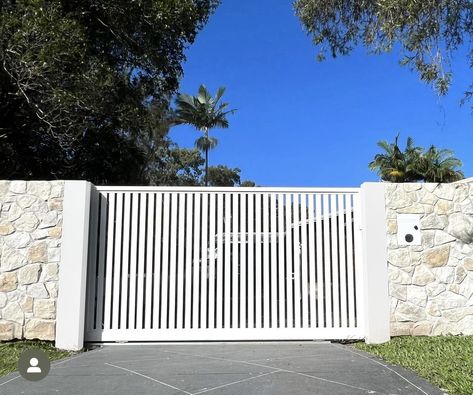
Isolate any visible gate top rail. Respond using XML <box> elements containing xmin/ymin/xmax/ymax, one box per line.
<box><xmin>95</xmin><ymin>186</ymin><xmax>360</xmax><ymax>194</ymax></box>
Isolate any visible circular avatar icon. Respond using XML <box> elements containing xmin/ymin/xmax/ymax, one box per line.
<box><xmin>18</xmin><ymin>349</ymin><xmax>50</xmax><ymax>381</ymax></box>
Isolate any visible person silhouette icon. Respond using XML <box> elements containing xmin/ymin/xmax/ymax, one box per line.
<box><xmin>26</xmin><ymin>358</ymin><xmax>42</xmax><ymax>374</ymax></box>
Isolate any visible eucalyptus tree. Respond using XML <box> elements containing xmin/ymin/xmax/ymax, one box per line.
<box><xmin>295</xmin><ymin>0</ymin><xmax>473</xmax><ymax>105</ymax></box>
<box><xmin>174</xmin><ymin>85</ymin><xmax>236</xmax><ymax>186</ymax></box>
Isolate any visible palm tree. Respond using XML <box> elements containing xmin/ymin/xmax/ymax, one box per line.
<box><xmin>368</xmin><ymin>134</ymin><xmax>423</xmax><ymax>182</ymax></box>
<box><xmin>416</xmin><ymin>146</ymin><xmax>464</xmax><ymax>182</ymax></box>
<box><xmin>174</xmin><ymin>85</ymin><xmax>235</xmax><ymax>186</ymax></box>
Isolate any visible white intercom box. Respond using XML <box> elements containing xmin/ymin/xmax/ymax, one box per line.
<box><xmin>396</xmin><ymin>214</ymin><xmax>421</xmax><ymax>246</ymax></box>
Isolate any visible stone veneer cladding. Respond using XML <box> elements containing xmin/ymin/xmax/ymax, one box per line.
<box><xmin>386</xmin><ymin>182</ymin><xmax>473</xmax><ymax>336</ymax></box>
<box><xmin>0</xmin><ymin>181</ymin><xmax>63</xmax><ymax>341</ymax></box>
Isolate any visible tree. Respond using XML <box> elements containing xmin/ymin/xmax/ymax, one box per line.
<box><xmin>174</xmin><ymin>85</ymin><xmax>236</xmax><ymax>186</ymax></box>
<box><xmin>369</xmin><ymin>135</ymin><xmax>423</xmax><ymax>182</ymax></box>
<box><xmin>369</xmin><ymin>135</ymin><xmax>465</xmax><ymax>182</ymax></box>
<box><xmin>294</xmin><ymin>1</ymin><xmax>473</xmax><ymax>100</ymax></box>
<box><xmin>416</xmin><ymin>146</ymin><xmax>464</xmax><ymax>182</ymax></box>
<box><xmin>0</xmin><ymin>0</ymin><xmax>220</xmax><ymax>184</ymax></box>
<box><xmin>207</xmin><ymin>165</ymin><xmax>241</xmax><ymax>186</ymax></box>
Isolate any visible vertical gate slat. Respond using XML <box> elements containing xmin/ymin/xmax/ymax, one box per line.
<box><xmin>168</xmin><ymin>193</ymin><xmax>178</xmax><ymax>329</ymax></box>
<box><xmin>353</xmin><ymin>193</ymin><xmax>364</xmax><ymax>329</ymax></box>
<box><xmin>322</xmin><ymin>194</ymin><xmax>332</xmax><ymax>328</ymax></box>
<box><xmin>262</xmin><ymin>194</ymin><xmax>270</xmax><ymax>328</ymax></box>
<box><xmin>284</xmin><ymin>194</ymin><xmax>293</xmax><ymax>328</ymax></box>
<box><xmin>292</xmin><ymin>194</ymin><xmax>301</xmax><ymax>329</ymax></box>
<box><xmin>270</xmin><ymin>194</ymin><xmax>278</xmax><ymax>329</ymax></box>
<box><xmin>277</xmin><ymin>193</ymin><xmax>285</xmax><ymax>328</ymax></box>
<box><xmin>176</xmin><ymin>193</ymin><xmax>186</xmax><ymax>329</ymax></box>
<box><xmin>300</xmin><ymin>194</ymin><xmax>309</xmax><ymax>328</ymax></box>
<box><xmin>119</xmin><ymin>193</ymin><xmax>131</xmax><ymax>330</ymax></box>
<box><xmin>239</xmin><ymin>194</ymin><xmax>247</xmax><ymax>328</ymax></box>
<box><xmin>315</xmin><ymin>194</ymin><xmax>324</xmax><ymax>327</ymax></box>
<box><xmin>128</xmin><ymin>193</ymin><xmax>139</xmax><ymax>329</ymax></box>
<box><xmin>307</xmin><ymin>194</ymin><xmax>317</xmax><ymax>328</ymax></box>
<box><xmin>330</xmin><ymin>194</ymin><xmax>340</xmax><ymax>328</ymax></box>
<box><xmin>338</xmin><ymin>194</ymin><xmax>348</xmax><ymax>329</ymax></box>
<box><xmin>224</xmin><ymin>193</ymin><xmax>231</xmax><ymax>328</ymax></box>
<box><xmin>112</xmin><ymin>194</ymin><xmax>124</xmax><ymax>330</ymax></box>
<box><xmin>232</xmin><ymin>193</ymin><xmax>239</xmax><ymax>328</ymax></box>
<box><xmin>345</xmin><ymin>194</ymin><xmax>355</xmax><ymax>328</ymax></box>
<box><xmin>192</xmin><ymin>193</ymin><xmax>201</xmax><ymax>329</ymax></box>
<box><xmin>136</xmin><ymin>193</ymin><xmax>147</xmax><ymax>329</ymax></box>
<box><xmin>144</xmin><ymin>194</ymin><xmax>154</xmax><ymax>329</ymax></box>
<box><xmin>216</xmin><ymin>193</ymin><xmax>224</xmax><ymax>328</ymax></box>
<box><xmin>247</xmin><ymin>193</ymin><xmax>255</xmax><ymax>329</ymax></box>
<box><xmin>160</xmin><ymin>193</ymin><xmax>171</xmax><ymax>329</ymax></box>
<box><xmin>184</xmin><ymin>193</ymin><xmax>194</xmax><ymax>329</ymax></box>
<box><xmin>254</xmin><ymin>193</ymin><xmax>262</xmax><ymax>329</ymax></box>
<box><xmin>200</xmin><ymin>193</ymin><xmax>209</xmax><ymax>329</ymax></box>
<box><xmin>208</xmin><ymin>194</ymin><xmax>216</xmax><ymax>329</ymax></box>
<box><xmin>152</xmin><ymin>193</ymin><xmax>163</xmax><ymax>329</ymax></box>
<box><xmin>103</xmin><ymin>193</ymin><xmax>115</xmax><ymax>330</ymax></box>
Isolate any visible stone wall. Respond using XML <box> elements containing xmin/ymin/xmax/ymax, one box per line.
<box><xmin>386</xmin><ymin>182</ymin><xmax>473</xmax><ymax>336</ymax></box>
<box><xmin>0</xmin><ymin>181</ymin><xmax>63</xmax><ymax>341</ymax></box>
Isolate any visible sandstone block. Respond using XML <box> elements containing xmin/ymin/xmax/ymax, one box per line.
<box><xmin>420</xmin><ymin>214</ymin><xmax>448</xmax><ymax>230</ymax></box>
<box><xmin>390</xmin><ymin>284</ymin><xmax>407</xmax><ymax>301</ymax></box>
<box><xmin>412</xmin><ymin>266</ymin><xmax>435</xmax><ymax>286</ymax></box>
<box><xmin>0</xmin><ymin>221</ymin><xmax>14</xmax><ymax>236</ymax></box>
<box><xmin>45</xmin><ymin>282</ymin><xmax>58</xmax><ymax>298</ymax></box>
<box><xmin>27</xmin><ymin>242</ymin><xmax>48</xmax><ymax>263</ymax></box>
<box><xmin>447</xmin><ymin>213</ymin><xmax>473</xmax><ymax>244</ymax></box>
<box><xmin>34</xmin><ymin>299</ymin><xmax>56</xmax><ymax>319</ymax></box>
<box><xmin>432</xmin><ymin>319</ymin><xmax>460</xmax><ymax>336</ymax></box>
<box><xmin>388</xmin><ymin>248</ymin><xmax>411</xmax><ymax>268</ymax></box>
<box><xmin>48</xmin><ymin>247</ymin><xmax>61</xmax><ymax>263</ymax></box>
<box><xmin>0</xmin><ymin>271</ymin><xmax>17</xmax><ymax>292</ymax></box>
<box><xmin>38</xmin><ymin>211</ymin><xmax>59</xmax><ymax>229</ymax></box>
<box><xmin>455</xmin><ymin>266</ymin><xmax>467</xmax><ymax>284</ymax></box>
<box><xmin>3</xmin><ymin>302</ymin><xmax>24</xmax><ymax>325</ymax></box>
<box><xmin>406</xmin><ymin>286</ymin><xmax>427</xmax><ymax>307</ymax></box>
<box><xmin>433</xmin><ymin>267</ymin><xmax>455</xmax><ymax>284</ymax></box>
<box><xmin>431</xmin><ymin>291</ymin><xmax>466</xmax><ymax>310</ymax></box>
<box><xmin>24</xmin><ymin>319</ymin><xmax>55</xmax><ymax>340</ymax></box>
<box><xmin>433</xmin><ymin>185</ymin><xmax>455</xmax><ymax>201</ymax></box>
<box><xmin>0</xmin><ymin>320</ymin><xmax>14</xmax><ymax>341</ymax></box>
<box><xmin>435</xmin><ymin>200</ymin><xmax>453</xmax><ymax>215</ymax></box>
<box><xmin>9</xmin><ymin>181</ymin><xmax>26</xmax><ymax>194</ymax></box>
<box><xmin>18</xmin><ymin>264</ymin><xmax>41</xmax><ymax>285</ymax></box>
<box><xmin>412</xmin><ymin>321</ymin><xmax>433</xmax><ymax>336</ymax></box>
<box><xmin>426</xmin><ymin>302</ymin><xmax>441</xmax><ymax>317</ymax></box>
<box><xmin>464</xmin><ymin>258</ymin><xmax>473</xmax><ymax>271</ymax></box>
<box><xmin>20</xmin><ymin>295</ymin><xmax>33</xmax><ymax>313</ymax></box>
<box><xmin>442</xmin><ymin>306</ymin><xmax>473</xmax><ymax>322</ymax></box>
<box><xmin>395</xmin><ymin>301</ymin><xmax>426</xmax><ymax>322</ymax></box>
<box><xmin>0</xmin><ymin>247</ymin><xmax>27</xmax><ymax>272</ymax></box>
<box><xmin>26</xmin><ymin>182</ymin><xmax>51</xmax><ymax>201</ymax></box>
<box><xmin>434</xmin><ymin>231</ymin><xmax>455</xmax><ymax>245</ymax></box>
<box><xmin>4</xmin><ymin>232</ymin><xmax>31</xmax><ymax>249</ymax></box>
<box><xmin>27</xmin><ymin>283</ymin><xmax>49</xmax><ymax>298</ymax></box>
<box><xmin>48</xmin><ymin>227</ymin><xmax>62</xmax><ymax>239</ymax></box>
<box><xmin>387</xmin><ymin>219</ymin><xmax>397</xmax><ymax>234</ymax></box>
<box><xmin>422</xmin><ymin>245</ymin><xmax>450</xmax><ymax>267</ymax></box>
<box><xmin>0</xmin><ymin>293</ymin><xmax>7</xmax><ymax>308</ymax></box>
<box><xmin>390</xmin><ymin>322</ymin><xmax>413</xmax><ymax>336</ymax></box>
<box><xmin>458</xmin><ymin>316</ymin><xmax>473</xmax><ymax>335</ymax></box>
<box><xmin>14</xmin><ymin>213</ymin><xmax>39</xmax><ymax>232</ymax></box>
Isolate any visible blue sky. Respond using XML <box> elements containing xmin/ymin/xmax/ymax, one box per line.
<box><xmin>170</xmin><ymin>0</ymin><xmax>472</xmax><ymax>187</ymax></box>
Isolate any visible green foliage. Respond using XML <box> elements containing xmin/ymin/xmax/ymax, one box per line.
<box><xmin>207</xmin><ymin>165</ymin><xmax>241</xmax><ymax>186</ymax></box>
<box><xmin>0</xmin><ymin>0</ymin><xmax>220</xmax><ymax>184</ymax></box>
<box><xmin>0</xmin><ymin>340</ymin><xmax>74</xmax><ymax>377</ymax></box>
<box><xmin>354</xmin><ymin>336</ymin><xmax>473</xmax><ymax>395</ymax></box>
<box><xmin>174</xmin><ymin>84</ymin><xmax>236</xmax><ymax>185</ymax></box>
<box><xmin>294</xmin><ymin>0</ymin><xmax>473</xmax><ymax>100</ymax></box>
<box><xmin>369</xmin><ymin>134</ymin><xmax>464</xmax><ymax>182</ymax></box>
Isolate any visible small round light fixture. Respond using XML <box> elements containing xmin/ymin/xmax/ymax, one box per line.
<box><xmin>405</xmin><ymin>234</ymin><xmax>414</xmax><ymax>243</ymax></box>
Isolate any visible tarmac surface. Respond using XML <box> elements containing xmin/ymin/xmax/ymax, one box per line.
<box><xmin>0</xmin><ymin>342</ymin><xmax>443</xmax><ymax>394</ymax></box>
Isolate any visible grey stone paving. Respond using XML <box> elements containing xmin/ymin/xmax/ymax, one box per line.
<box><xmin>0</xmin><ymin>342</ymin><xmax>443</xmax><ymax>395</ymax></box>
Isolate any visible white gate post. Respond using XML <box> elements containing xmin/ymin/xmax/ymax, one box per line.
<box><xmin>56</xmin><ymin>181</ymin><xmax>93</xmax><ymax>350</ymax></box>
<box><xmin>360</xmin><ymin>183</ymin><xmax>390</xmax><ymax>344</ymax></box>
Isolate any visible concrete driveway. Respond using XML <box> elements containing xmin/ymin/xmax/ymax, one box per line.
<box><xmin>0</xmin><ymin>342</ymin><xmax>442</xmax><ymax>395</ymax></box>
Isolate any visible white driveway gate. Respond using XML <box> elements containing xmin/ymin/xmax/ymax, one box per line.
<box><xmin>84</xmin><ymin>187</ymin><xmax>364</xmax><ymax>342</ymax></box>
